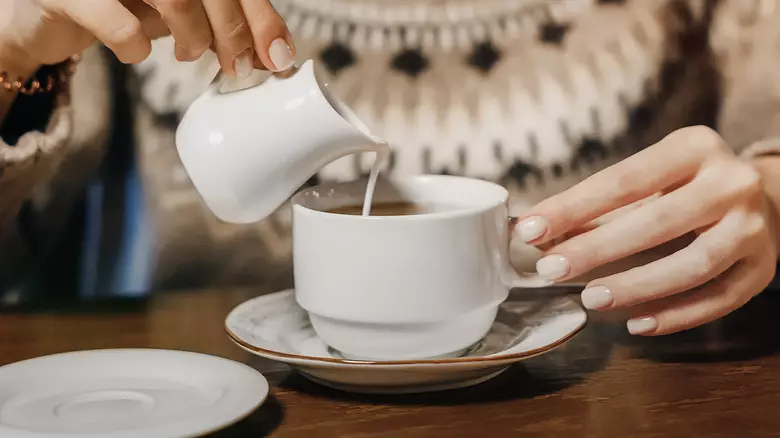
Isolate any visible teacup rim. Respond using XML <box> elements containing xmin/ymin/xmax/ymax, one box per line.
<box><xmin>291</xmin><ymin>174</ymin><xmax>510</xmax><ymax>221</ymax></box>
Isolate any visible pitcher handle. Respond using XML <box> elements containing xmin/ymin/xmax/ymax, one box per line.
<box><xmin>207</xmin><ymin>65</ymin><xmax>295</xmax><ymax>96</ymax></box>
<box><xmin>207</xmin><ymin>69</ymin><xmax>226</xmax><ymax>96</ymax></box>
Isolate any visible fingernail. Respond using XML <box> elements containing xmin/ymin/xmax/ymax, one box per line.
<box><xmin>581</xmin><ymin>286</ymin><xmax>613</xmax><ymax>310</ymax></box>
<box><xmin>268</xmin><ymin>38</ymin><xmax>295</xmax><ymax>71</ymax></box>
<box><xmin>175</xmin><ymin>44</ymin><xmax>197</xmax><ymax>62</ymax></box>
<box><xmin>627</xmin><ymin>316</ymin><xmax>658</xmax><ymax>335</ymax></box>
<box><xmin>234</xmin><ymin>49</ymin><xmax>254</xmax><ymax>79</ymax></box>
<box><xmin>515</xmin><ymin>216</ymin><xmax>548</xmax><ymax>242</ymax></box>
<box><xmin>536</xmin><ymin>254</ymin><xmax>570</xmax><ymax>281</ymax></box>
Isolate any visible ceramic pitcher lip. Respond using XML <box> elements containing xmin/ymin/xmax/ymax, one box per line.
<box><xmin>306</xmin><ymin>60</ymin><xmax>380</xmax><ymax>142</ymax></box>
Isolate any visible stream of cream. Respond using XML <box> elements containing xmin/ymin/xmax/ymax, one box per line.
<box><xmin>361</xmin><ymin>142</ymin><xmax>391</xmax><ymax>216</ymax></box>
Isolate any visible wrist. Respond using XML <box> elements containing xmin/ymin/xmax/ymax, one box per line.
<box><xmin>0</xmin><ymin>40</ymin><xmax>41</xmax><ymax>82</ymax></box>
<box><xmin>0</xmin><ymin>40</ymin><xmax>40</xmax><ymax>122</ymax></box>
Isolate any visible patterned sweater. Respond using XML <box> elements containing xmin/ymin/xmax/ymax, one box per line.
<box><xmin>2</xmin><ymin>0</ymin><xmax>780</xmax><ymax>295</ymax></box>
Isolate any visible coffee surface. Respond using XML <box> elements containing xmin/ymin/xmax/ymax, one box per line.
<box><xmin>327</xmin><ymin>201</ymin><xmax>459</xmax><ymax>216</ymax></box>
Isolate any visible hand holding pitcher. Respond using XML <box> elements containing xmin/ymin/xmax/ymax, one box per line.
<box><xmin>0</xmin><ymin>0</ymin><xmax>294</xmax><ymax>80</ymax></box>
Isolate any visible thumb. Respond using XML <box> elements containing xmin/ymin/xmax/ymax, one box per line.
<box><xmin>51</xmin><ymin>0</ymin><xmax>151</xmax><ymax>63</ymax></box>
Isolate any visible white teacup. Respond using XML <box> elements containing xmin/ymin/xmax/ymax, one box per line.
<box><xmin>292</xmin><ymin>175</ymin><xmax>550</xmax><ymax>361</ymax></box>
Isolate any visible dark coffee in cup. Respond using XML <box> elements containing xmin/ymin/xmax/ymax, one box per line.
<box><xmin>327</xmin><ymin>201</ymin><xmax>460</xmax><ymax>216</ymax></box>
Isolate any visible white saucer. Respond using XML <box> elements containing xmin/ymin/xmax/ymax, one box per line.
<box><xmin>225</xmin><ymin>289</ymin><xmax>587</xmax><ymax>394</ymax></box>
<box><xmin>0</xmin><ymin>349</ymin><xmax>269</xmax><ymax>438</ymax></box>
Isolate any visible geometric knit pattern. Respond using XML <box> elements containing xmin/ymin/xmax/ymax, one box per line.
<box><xmin>127</xmin><ymin>0</ymin><xmax>767</xmax><ymax>288</ymax></box>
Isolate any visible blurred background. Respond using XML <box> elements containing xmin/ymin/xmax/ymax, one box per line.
<box><xmin>4</xmin><ymin>0</ymin><xmax>742</xmax><ymax>310</ymax></box>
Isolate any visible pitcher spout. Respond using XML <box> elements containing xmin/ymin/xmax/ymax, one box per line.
<box><xmin>304</xmin><ymin>61</ymin><xmax>382</xmax><ymax>144</ymax></box>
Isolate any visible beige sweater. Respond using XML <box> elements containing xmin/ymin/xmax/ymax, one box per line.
<box><xmin>3</xmin><ymin>0</ymin><xmax>780</xmax><ymax>293</ymax></box>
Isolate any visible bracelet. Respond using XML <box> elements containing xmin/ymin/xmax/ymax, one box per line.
<box><xmin>0</xmin><ymin>55</ymin><xmax>79</xmax><ymax>95</ymax></box>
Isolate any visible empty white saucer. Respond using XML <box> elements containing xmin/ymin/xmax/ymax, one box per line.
<box><xmin>225</xmin><ymin>289</ymin><xmax>587</xmax><ymax>394</ymax></box>
<box><xmin>0</xmin><ymin>349</ymin><xmax>269</xmax><ymax>438</ymax></box>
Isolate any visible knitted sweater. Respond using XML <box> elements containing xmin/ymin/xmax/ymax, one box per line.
<box><xmin>2</xmin><ymin>0</ymin><xmax>780</xmax><ymax>294</ymax></box>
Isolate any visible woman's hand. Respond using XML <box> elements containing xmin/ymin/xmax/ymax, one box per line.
<box><xmin>516</xmin><ymin>126</ymin><xmax>778</xmax><ymax>335</ymax></box>
<box><xmin>1</xmin><ymin>0</ymin><xmax>294</xmax><ymax>78</ymax></box>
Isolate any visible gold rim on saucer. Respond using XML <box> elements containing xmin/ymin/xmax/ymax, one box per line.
<box><xmin>224</xmin><ymin>318</ymin><xmax>585</xmax><ymax>366</ymax></box>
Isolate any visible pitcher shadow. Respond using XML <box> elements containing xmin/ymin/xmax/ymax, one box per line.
<box><xmin>203</xmin><ymin>394</ymin><xmax>285</xmax><ymax>438</ymax></box>
<box><xmin>276</xmin><ymin>317</ymin><xmax>614</xmax><ymax>406</ymax></box>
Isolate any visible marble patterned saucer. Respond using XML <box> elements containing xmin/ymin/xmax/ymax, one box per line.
<box><xmin>225</xmin><ymin>289</ymin><xmax>586</xmax><ymax>394</ymax></box>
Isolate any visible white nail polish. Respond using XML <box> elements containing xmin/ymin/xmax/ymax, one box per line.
<box><xmin>627</xmin><ymin>316</ymin><xmax>658</xmax><ymax>335</ymax></box>
<box><xmin>581</xmin><ymin>286</ymin><xmax>613</xmax><ymax>310</ymax></box>
<box><xmin>268</xmin><ymin>38</ymin><xmax>295</xmax><ymax>71</ymax></box>
<box><xmin>233</xmin><ymin>49</ymin><xmax>254</xmax><ymax>79</ymax></box>
<box><xmin>536</xmin><ymin>254</ymin><xmax>570</xmax><ymax>281</ymax></box>
<box><xmin>515</xmin><ymin>216</ymin><xmax>548</xmax><ymax>243</ymax></box>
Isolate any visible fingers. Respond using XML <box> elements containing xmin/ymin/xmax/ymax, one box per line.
<box><xmin>135</xmin><ymin>0</ymin><xmax>292</xmax><ymax>71</ymax></box>
<box><xmin>125</xmin><ymin>1</ymin><xmax>170</xmax><ymax>39</ymax></box>
<box><xmin>54</xmin><ymin>0</ymin><xmax>151</xmax><ymax>63</ymax></box>
<box><xmin>201</xmin><ymin>0</ymin><xmax>254</xmax><ymax>77</ymax></box>
<box><xmin>238</xmin><ymin>0</ymin><xmax>295</xmax><ymax>71</ymax></box>
<box><xmin>625</xmin><ymin>252</ymin><xmax>775</xmax><ymax>336</ymax></box>
<box><xmin>579</xmin><ymin>207</ymin><xmax>765</xmax><ymax>311</ymax></box>
<box><xmin>530</xmin><ymin>195</ymin><xmax>659</xmax><ymax>251</ymax></box>
<box><xmin>516</xmin><ymin>126</ymin><xmax>729</xmax><ymax>245</ymax></box>
<box><xmin>536</xmin><ymin>162</ymin><xmax>755</xmax><ymax>282</ymax></box>
<box><xmin>146</xmin><ymin>0</ymin><xmax>212</xmax><ymax>61</ymax></box>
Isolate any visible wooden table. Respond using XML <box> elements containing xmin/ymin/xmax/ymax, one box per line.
<box><xmin>3</xmin><ymin>287</ymin><xmax>780</xmax><ymax>437</ymax></box>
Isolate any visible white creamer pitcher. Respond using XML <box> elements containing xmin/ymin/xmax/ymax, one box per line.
<box><xmin>175</xmin><ymin>60</ymin><xmax>381</xmax><ymax>223</ymax></box>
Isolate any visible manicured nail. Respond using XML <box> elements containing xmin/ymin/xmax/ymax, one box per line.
<box><xmin>515</xmin><ymin>216</ymin><xmax>548</xmax><ymax>242</ymax></box>
<box><xmin>627</xmin><ymin>316</ymin><xmax>658</xmax><ymax>335</ymax></box>
<box><xmin>581</xmin><ymin>286</ymin><xmax>614</xmax><ymax>310</ymax></box>
<box><xmin>233</xmin><ymin>48</ymin><xmax>254</xmax><ymax>79</ymax></box>
<box><xmin>175</xmin><ymin>44</ymin><xmax>199</xmax><ymax>62</ymax></box>
<box><xmin>268</xmin><ymin>38</ymin><xmax>295</xmax><ymax>71</ymax></box>
<box><xmin>536</xmin><ymin>254</ymin><xmax>570</xmax><ymax>281</ymax></box>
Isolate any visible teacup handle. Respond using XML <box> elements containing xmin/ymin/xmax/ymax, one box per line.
<box><xmin>505</xmin><ymin>217</ymin><xmax>553</xmax><ymax>288</ymax></box>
